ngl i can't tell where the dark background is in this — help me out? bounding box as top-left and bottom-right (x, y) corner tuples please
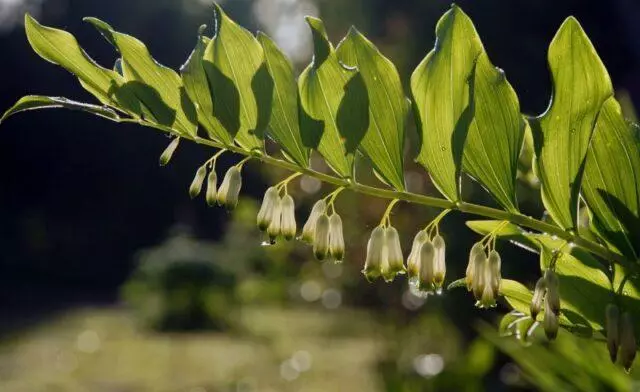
(0, 0), (639, 377)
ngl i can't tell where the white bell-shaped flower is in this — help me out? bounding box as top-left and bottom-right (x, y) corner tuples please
(605, 303), (620, 363)
(159, 137), (180, 166)
(205, 171), (217, 207)
(382, 226), (405, 282)
(418, 240), (435, 291)
(189, 166), (207, 199)
(544, 269), (560, 315)
(301, 200), (327, 243)
(362, 226), (386, 281)
(281, 194), (297, 241)
(466, 243), (485, 291)
(313, 214), (330, 260)
(432, 234), (446, 289)
(257, 187), (279, 231)
(217, 166), (242, 210)
(267, 196), (283, 242)
(620, 312), (636, 372)
(543, 301), (558, 340)
(328, 213), (345, 262)
(407, 230), (428, 279)
(530, 277), (547, 321)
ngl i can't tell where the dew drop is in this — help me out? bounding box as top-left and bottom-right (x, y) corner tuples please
(260, 240), (275, 247)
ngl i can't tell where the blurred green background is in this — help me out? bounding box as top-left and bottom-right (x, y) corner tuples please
(1, 0), (640, 390)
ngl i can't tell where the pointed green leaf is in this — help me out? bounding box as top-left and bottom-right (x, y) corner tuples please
(298, 17), (356, 178)
(257, 33), (310, 168)
(500, 279), (534, 315)
(463, 52), (525, 212)
(202, 4), (270, 151)
(335, 27), (407, 190)
(181, 30), (233, 145)
(1, 95), (120, 122)
(84, 17), (198, 138)
(410, 5), (483, 201)
(23, 14), (139, 114)
(530, 17), (613, 230)
(583, 97), (640, 259)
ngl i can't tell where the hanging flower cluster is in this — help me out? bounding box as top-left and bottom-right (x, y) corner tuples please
(464, 230), (503, 309)
(606, 304), (637, 371)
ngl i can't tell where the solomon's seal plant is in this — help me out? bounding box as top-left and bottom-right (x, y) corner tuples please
(3, 3), (639, 371)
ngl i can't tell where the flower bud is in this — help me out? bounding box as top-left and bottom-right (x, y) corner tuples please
(543, 303), (558, 340)
(159, 137), (180, 166)
(363, 226), (386, 281)
(466, 243), (485, 291)
(530, 277), (546, 321)
(382, 226), (405, 282)
(605, 303), (620, 363)
(281, 194), (297, 240)
(328, 213), (345, 262)
(189, 166), (207, 199)
(432, 234), (446, 289)
(620, 312), (636, 372)
(217, 166), (242, 210)
(300, 200), (327, 243)
(257, 187), (279, 231)
(418, 240), (435, 291)
(205, 171), (217, 207)
(544, 269), (561, 315)
(407, 230), (428, 279)
(267, 196), (283, 242)
(313, 214), (330, 260)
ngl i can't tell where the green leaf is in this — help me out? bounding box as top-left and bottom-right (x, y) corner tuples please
(530, 17), (613, 230)
(181, 29), (232, 145)
(463, 52), (525, 212)
(298, 17), (356, 178)
(23, 14), (138, 113)
(84, 17), (198, 138)
(257, 33), (310, 168)
(336, 27), (407, 190)
(410, 5), (483, 201)
(582, 97), (640, 259)
(500, 279), (533, 315)
(202, 3), (270, 151)
(1, 95), (120, 122)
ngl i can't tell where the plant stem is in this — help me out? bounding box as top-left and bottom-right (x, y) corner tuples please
(190, 136), (634, 270)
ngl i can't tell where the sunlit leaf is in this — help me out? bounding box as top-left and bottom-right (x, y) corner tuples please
(23, 14), (140, 114)
(336, 27), (407, 190)
(181, 28), (232, 144)
(582, 97), (640, 259)
(84, 17), (198, 137)
(257, 33), (309, 168)
(202, 4), (270, 151)
(410, 5), (483, 201)
(463, 52), (524, 212)
(530, 17), (613, 230)
(1, 95), (120, 123)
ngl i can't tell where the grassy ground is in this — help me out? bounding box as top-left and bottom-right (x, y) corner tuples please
(0, 306), (386, 392)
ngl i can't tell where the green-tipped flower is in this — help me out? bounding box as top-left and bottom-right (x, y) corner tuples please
(363, 226), (386, 281)
(217, 166), (242, 210)
(466, 243), (485, 291)
(418, 240), (435, 291)
(159, 137), (180, 166)
(383, 226), (405, 282)
(530, 277), (547, 321)
(544, 269), (561, 315)
(205, 171), (217, 207)
(407, 230), (428, 279)
(476, 250), (500, 308)
(281, 194), (297, 241)
(300, 200), (327, 243)
(189, 166), (207, 199)
(328, 213), (345, 262)
(488, 250), (502, 296)
(432, 234), (446, 289)
(267, 195), (283, 242)
(620, 312), (636, 372)
(257, 187), (279, 231)
(543, 301), (558, 340)
(313, 214), (330, 260)
(606, 303), (620, 363)
(471, 249), (488, 301)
